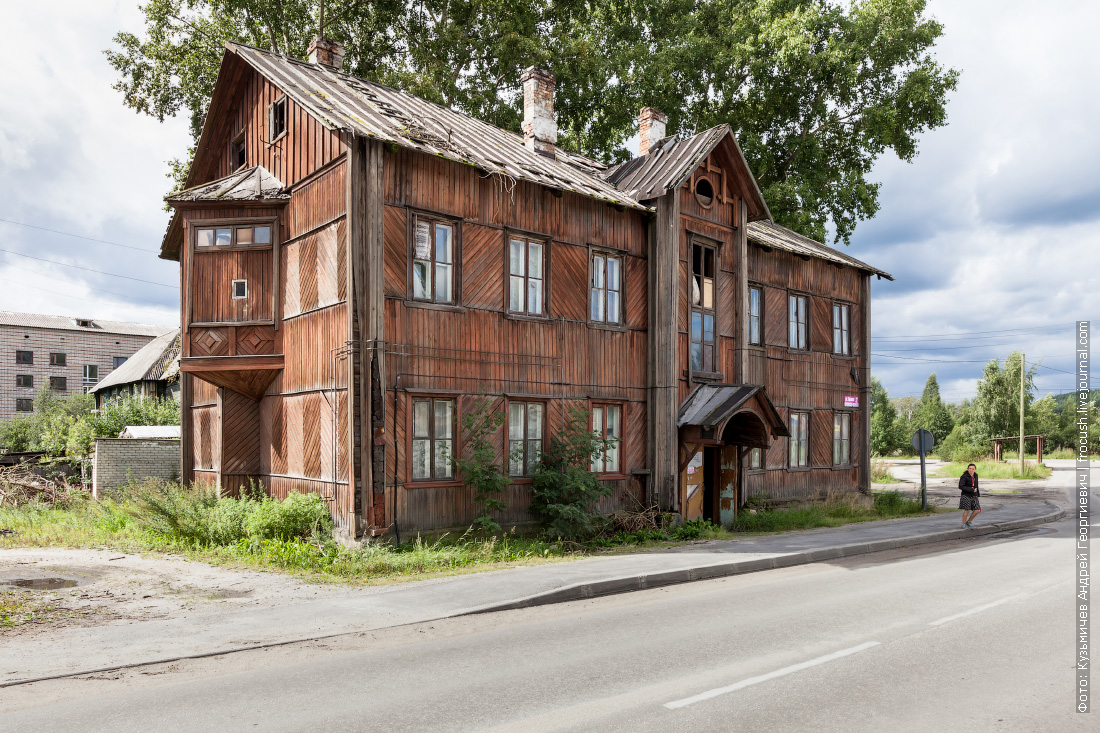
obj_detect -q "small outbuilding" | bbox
[91,329,181,408]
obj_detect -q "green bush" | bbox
[529,409,614,541]
[244,492,332,541]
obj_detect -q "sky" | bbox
[0,0,1096,404]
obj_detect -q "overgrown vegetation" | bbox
[529,408,615,541]
[452,398,515,535]
[870,460,896,484]
[0,389,179,463]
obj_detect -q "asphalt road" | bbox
[1,508,1089,731]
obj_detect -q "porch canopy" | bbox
[677,383,788,449]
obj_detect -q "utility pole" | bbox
[1019,352,1025,474]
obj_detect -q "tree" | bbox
[108,0,957,241]
[869,376,904,456]
[969,352,1036,443]
[450,397,517,534]
[913,373,953,443]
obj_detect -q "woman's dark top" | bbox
[959,472,979,495]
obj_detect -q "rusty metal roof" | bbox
[602,126,770,221]
[166,165,288,203]
[747,220,894,280]
[227,42,648,211]
[0,311,172,337]
[92,328,180,394]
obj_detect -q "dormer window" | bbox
[231,131,246,170]
[269,97,287,141]
[74,318,95,328]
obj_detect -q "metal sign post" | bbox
[912,429,935,510]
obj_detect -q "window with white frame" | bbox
[232,280,248,299]
[508,237,544,315]
[788,294,808,350]
[789,411,809,468]
[590,404,621,473]
[508,402,544,476]
[833,412,851,465]
[833,303,851,355]
[590,253,622,324]
[82,365,98,393]
[411,398,455,480]
[412,217,455,304]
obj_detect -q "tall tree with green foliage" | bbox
[108,0,957,242]
[913,372,953,443]
[869,376,904,456]
[969,352,1036,443]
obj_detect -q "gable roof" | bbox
[747,220,894,280]
[603,125,771,221]
[91,328,181,394]
[0,311,172,337]
[222,42,646,212]
[167,165,288,203]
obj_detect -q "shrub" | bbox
[130,480,221,545]
[452,398,514,534]
[529,408,614,541]
[244,492,332,541]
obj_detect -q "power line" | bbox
[0,258,175,307]
[0,217,159,254]
[9,278,175,313]
[874,342,1019,352]
[0,248,177,289]
[871,323,1076,340]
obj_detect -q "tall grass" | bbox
[734,490,930,533]
[933,461,1052,480]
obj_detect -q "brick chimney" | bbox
[308,36,345,70]
[521,66,557,158]
[638,107,667,156]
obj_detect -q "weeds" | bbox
[734,490,931,533]
[870,460,896,484]
[933,461,1052,480]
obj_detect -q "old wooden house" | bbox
[160,38,892,538]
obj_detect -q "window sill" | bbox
[686,370,724,381]
[405,479,464,489]
[786,347,812,355]
[404,300,465,313]
[588,321,628,333]
[830,464,856,471]
[746,468,766,475]
[787,466,812,472]
[504,312,552,324]
[596,472,629,481]
[830,353,858,360]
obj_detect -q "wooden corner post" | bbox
[648,190,680,512]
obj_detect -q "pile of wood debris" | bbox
[0,465,85,507]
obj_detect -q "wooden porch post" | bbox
[648,190,680,512]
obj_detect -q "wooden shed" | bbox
[160,38,892,537]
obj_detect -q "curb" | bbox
[462,502,1067,614]
[1,502,1065,689]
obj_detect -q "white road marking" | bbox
[663,641,881,709]
[928,594,1024,626]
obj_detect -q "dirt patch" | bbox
[0,547,364,638]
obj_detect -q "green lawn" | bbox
[933,460,1052,480]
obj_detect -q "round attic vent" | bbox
[694,176,715,208]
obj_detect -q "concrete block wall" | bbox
[92,438,180,498]
[0,324,162,422]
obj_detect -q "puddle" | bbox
[2,577,79,590]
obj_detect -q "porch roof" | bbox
[678,383,789,438]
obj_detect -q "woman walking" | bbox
[959,463,981,528]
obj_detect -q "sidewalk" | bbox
[0,500,1063,687]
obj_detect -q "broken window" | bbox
[411,217,454,304]
[231,131,246,170]
[269,97,287,140]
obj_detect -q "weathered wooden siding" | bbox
[213,67,347,187]
[381,148,648,531]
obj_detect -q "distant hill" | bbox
[1051,389,1100,412]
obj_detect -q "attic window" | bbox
[694,176,715,208]
[269,97,287,141]
[232,279,248,299]
[231,131,246,170]
[74,318,95,328]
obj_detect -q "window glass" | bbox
[16,350,32,365]
[16,374,32,388]
[833,413,851,465]
[790,412,810,467]
[253,226,271,244]
[412,218,454,304]
[50,353,66,366]
[15,399,33,412]
[215,228,232,246]
[690,242,717,371]
[833,303,851,355]
[236,227,253,245]
[411,398,455,481]
[196,229,214,248]
[590,405,621,473]
[749,447,763,470]
[590,253,621,324]
[749,286,762,345]
[789,295,808,350]
[508,402,544,476]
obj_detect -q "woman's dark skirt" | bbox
[959,493,981,511]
